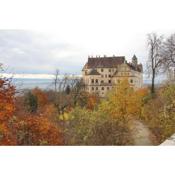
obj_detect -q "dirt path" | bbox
[131,120,153,145]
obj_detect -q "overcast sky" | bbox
[0,0,175,75]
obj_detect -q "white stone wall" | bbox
[82,63,143,97]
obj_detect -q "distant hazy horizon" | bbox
[0,0,174,82]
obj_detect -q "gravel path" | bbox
[131,120,153,145]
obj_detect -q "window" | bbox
[109,69,111,72]
[105,74,107,78]
[108,80,111,84]
[101,75,104,78]
[109,74,111,78]
[95,79,98,83]
[101,80,104,84]
[92,87,94,90]
[101,87,104,90]
[130,79,133,83]
[101,68,104,72]
[107,87,110,90]
[96,87,98,90]
[118,80,120,83]
[91,79,94,83]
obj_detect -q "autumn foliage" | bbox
[0,78,16,145]
[14,116,63,145]
[1,69,175,145]
[0,71,63,145]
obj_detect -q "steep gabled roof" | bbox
[85,56,125,69]
[88,69,101,75]
[127,63,143,72]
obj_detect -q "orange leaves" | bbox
[15,115,63,145]
[32,88,48,108]
[87,94,99,110]
[0,75,64,145]
[0,78,16,145]
[0,78,15,121]
[0,123,16,145]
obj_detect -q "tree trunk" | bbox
[151,69,155,94]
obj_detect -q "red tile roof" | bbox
[86,56,125,69]
[82,55,143,73]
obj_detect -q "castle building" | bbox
[82,55,143,97]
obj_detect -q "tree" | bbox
[142,84,175,144]
[24,91,38,113]
[65,85,71,95]
[86,93,100,110]
[99,79,148,120]
[147,33,164,94]
[163,33,175,69]
[0,76,16,145]
[15,115,63,145]
[64,106,133,145]
[32,88,48,109]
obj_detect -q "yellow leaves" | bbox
[99,79,148,120]
[59,113,70,121]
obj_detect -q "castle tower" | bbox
[132,55,138,66]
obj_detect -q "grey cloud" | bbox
[0,30,86,74]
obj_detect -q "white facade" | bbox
[82,55,143,97]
